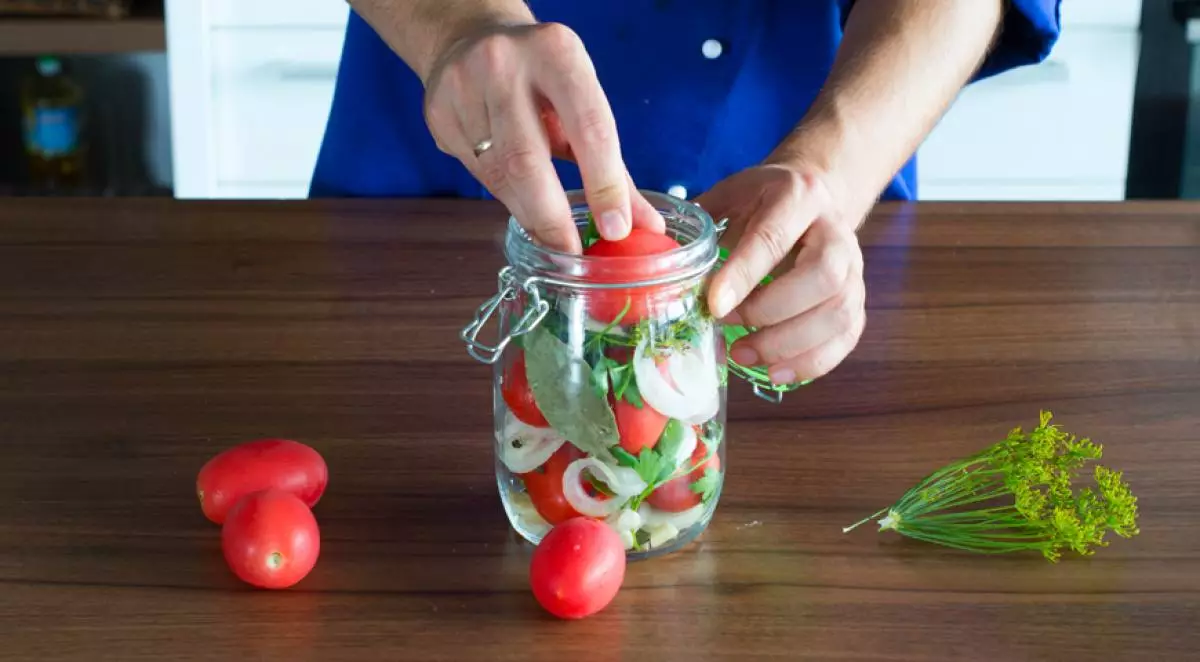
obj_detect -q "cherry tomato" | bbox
[522,445,587,525]
[530,517,626,619]
[647,442,721,513]
[222,489,320,589]
[583,229,682,324]
[197,439,328,524]
[502,353,549,427]
[614,397,668,454]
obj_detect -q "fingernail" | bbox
[722,310,744,326]
[597,210,628,239]
[731,346,759,366]
[769,367,796,385]
[712,286,736,318]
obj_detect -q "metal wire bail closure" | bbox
[460,266,549,365]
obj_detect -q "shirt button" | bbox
[701,39,723,60]
[667,184,688,199]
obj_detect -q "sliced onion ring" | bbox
[562,457,647,518]
[633,324,720,424]
[674,423,698,466]
[496,415,567,474]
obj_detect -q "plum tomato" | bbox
[221,489,320,589]
[647,441,721,513]
[197,439,328,524]
[614,397,668,454]
[583,228,682,324]
[530,517,626,619]
[502,353,549,427]
[522,445,588,525]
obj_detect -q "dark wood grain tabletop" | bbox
[0,199,1196,661]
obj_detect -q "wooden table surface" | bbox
[0,199,1197,661]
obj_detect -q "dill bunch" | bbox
[844,411,1139,561]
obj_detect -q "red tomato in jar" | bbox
[197,439,328,524]
[522,445,587,525]
[647,442,721,513]
[222,489,320,589]
[530,517,626,619]
[583,229,682,324]
[501,353,549,427]
[614,397,668,454]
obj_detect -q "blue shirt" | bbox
[311,0,1060,201]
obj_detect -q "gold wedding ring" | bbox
[472,139,493,158]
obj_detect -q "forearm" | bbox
[769,0,1005,227]
[348,0,535,83]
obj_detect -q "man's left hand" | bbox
[696,163,866,385]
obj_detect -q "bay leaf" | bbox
[523,326,618,460]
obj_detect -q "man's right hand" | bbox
[421,21,663,253]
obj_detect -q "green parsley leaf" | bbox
[655,419,687,467]
[589,356,613,400]
[690,468,722,503]
[611,446,639,469]
[632,448,669,486]
[581,212,601,249]
[622,374,644,408]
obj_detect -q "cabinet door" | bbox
[209,29,346,195]
[209,0,350,28]
[917,28,1140,201]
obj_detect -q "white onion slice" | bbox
[496,414,567,474]
[562,457,647,518]
[673,423,698,466]
[638,503,707,531]
[633,324,720,424]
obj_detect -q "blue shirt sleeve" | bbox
[974,0,1062,80]
[837,0,1062,81]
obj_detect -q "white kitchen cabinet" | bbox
[918,1,1142,201]
[166,0,348,199]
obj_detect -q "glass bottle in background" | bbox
[21,56,87,192]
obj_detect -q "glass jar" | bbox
[462,190,793,559]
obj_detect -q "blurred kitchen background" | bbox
[1,0,1199,200]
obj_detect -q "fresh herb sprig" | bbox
[843,411,1139,562]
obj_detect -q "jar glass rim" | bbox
[503,189,717,285]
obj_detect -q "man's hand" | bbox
[698,164,865,385]
[422,22,663,252]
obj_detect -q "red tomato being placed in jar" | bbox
[614,397,668,454]
[583,228,682,324]
[530,517,626,619]
[501,353,549,427]
[222,489,320,589]
[197,439,328,524]
[522,444,586,525]
[647,441,722,513]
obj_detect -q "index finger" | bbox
[532,35,632,242]
[708,195,817,319]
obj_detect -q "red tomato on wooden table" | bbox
[530,518,626,619]
[197,439,327,524]
[501,352,549,427]
[222,489,320,589]
[583,228,682,324]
